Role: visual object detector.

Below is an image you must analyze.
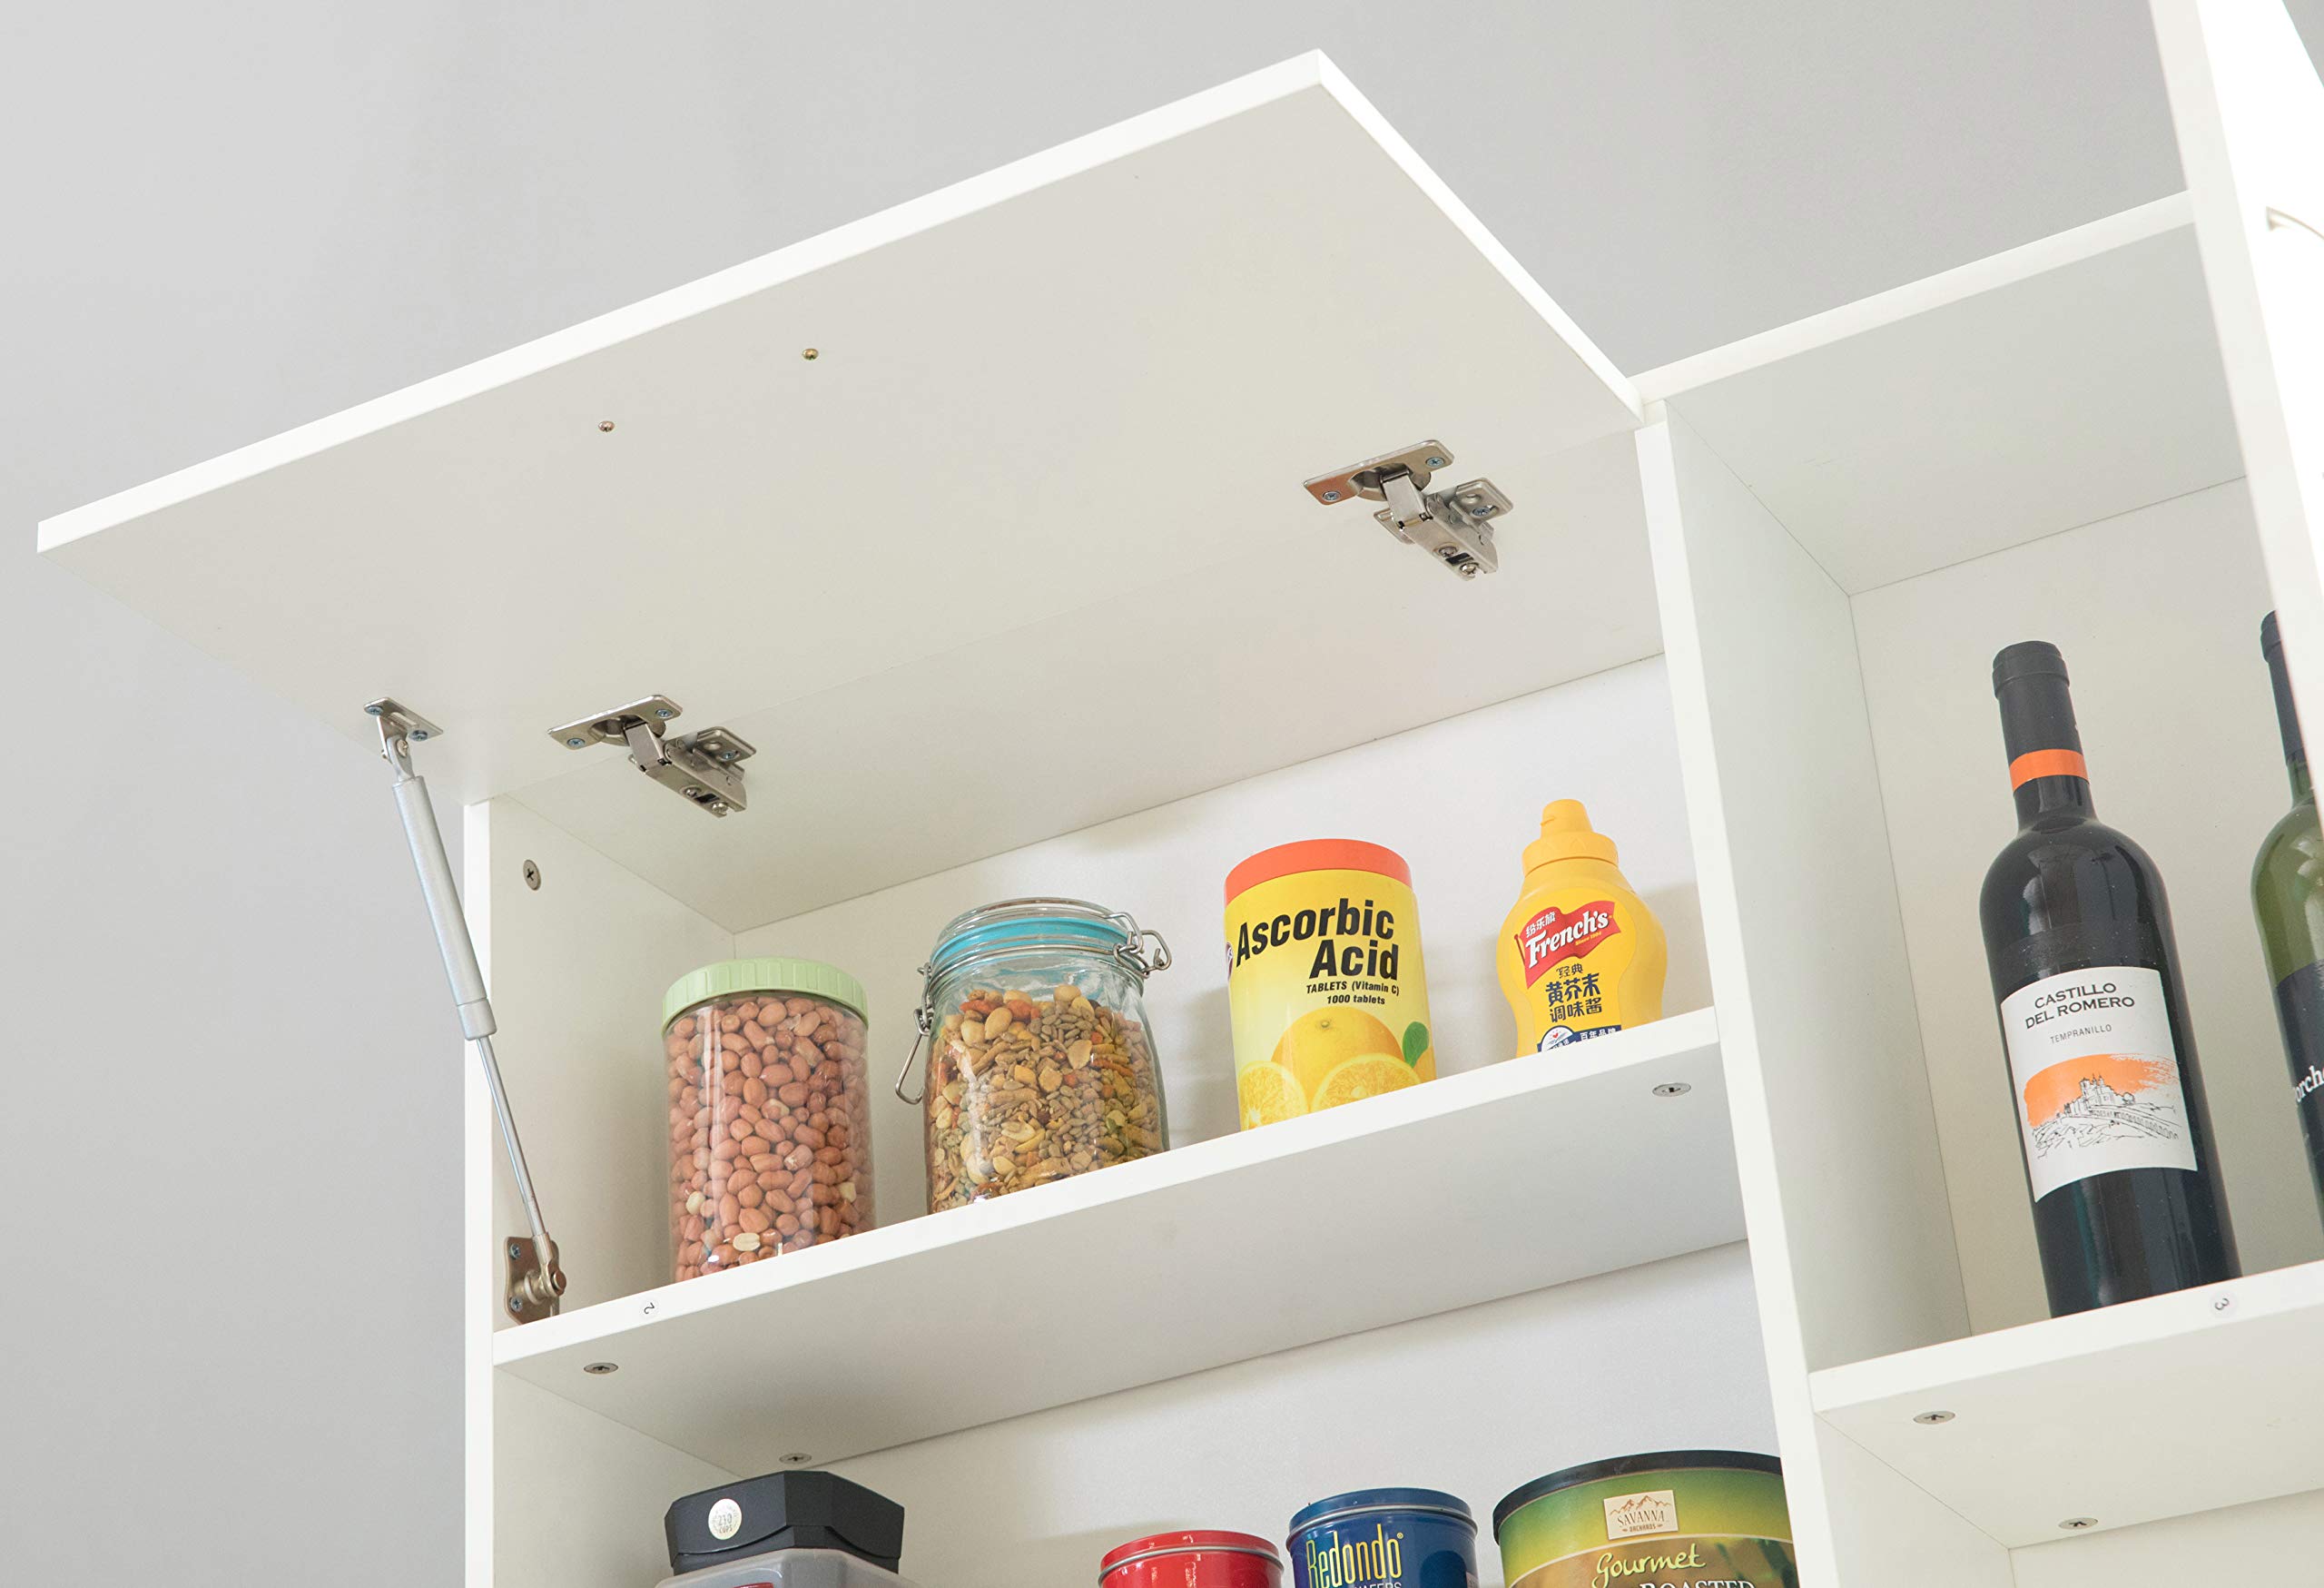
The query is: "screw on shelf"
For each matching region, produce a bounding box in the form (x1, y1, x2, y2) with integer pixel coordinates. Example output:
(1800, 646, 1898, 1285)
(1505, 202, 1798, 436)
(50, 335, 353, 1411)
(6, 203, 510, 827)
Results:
(2212, 1295, 2233, 1313)
(2059, 1518, 2099, 1532)
(583, 1361, 618, 1376)
(802, 348, 820, 360)
(1913, 1410, 1955, 1425)
(523, 860, 541, 891)
(598, 419, 615, 432)
(780, 1453, 812, 1466)
(1652, 1081, 1692, 1098)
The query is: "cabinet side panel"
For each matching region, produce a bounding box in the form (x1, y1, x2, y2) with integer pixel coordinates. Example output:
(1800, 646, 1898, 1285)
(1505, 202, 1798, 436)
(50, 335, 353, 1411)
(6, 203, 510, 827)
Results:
(1641, 418, 2003, 1587)
(467, 805, 499, 1588)
(2153, 0, 2324, 737)
(479, 800, 734, 1321)
(1817, 1425, 2011, 1585)
(1644, 413, 1967, 1368)
(496, 1373, 734, 1588)
(2010, 1485, 2324, 1587)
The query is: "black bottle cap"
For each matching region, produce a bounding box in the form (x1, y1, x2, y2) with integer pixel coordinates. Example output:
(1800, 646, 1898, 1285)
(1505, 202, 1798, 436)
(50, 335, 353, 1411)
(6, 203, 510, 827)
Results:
(1993, 639, 2069, 695)
(2263, 609, 2307, 769)
(1993, 641, 2083, 767)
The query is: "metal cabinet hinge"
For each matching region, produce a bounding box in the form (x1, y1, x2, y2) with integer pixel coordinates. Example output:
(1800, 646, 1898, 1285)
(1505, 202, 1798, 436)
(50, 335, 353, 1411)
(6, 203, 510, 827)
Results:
(1304, 440, 1510, 579)
(549, 695, 754, 816)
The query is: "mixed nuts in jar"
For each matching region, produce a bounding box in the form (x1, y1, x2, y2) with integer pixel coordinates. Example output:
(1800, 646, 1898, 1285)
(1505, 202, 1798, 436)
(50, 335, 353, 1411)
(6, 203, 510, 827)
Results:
(907, 898, 1172, 1213)
(663, 958, 873, 1281)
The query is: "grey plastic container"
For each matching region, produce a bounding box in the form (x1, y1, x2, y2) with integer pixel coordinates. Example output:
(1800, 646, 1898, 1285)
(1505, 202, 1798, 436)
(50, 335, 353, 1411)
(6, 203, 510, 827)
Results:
(657, 1548, 926, 1588)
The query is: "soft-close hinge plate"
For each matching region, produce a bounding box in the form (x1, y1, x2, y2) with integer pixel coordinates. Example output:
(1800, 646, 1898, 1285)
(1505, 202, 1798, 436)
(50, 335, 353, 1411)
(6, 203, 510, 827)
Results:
(549, 695, 755, 816)
(1303, 439, 1511, 579)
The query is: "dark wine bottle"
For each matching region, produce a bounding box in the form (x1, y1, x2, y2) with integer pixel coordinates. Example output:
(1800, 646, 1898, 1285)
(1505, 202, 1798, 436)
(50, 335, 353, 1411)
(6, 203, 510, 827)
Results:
(1980, 640, 2238, 1315)
(2250, 611, 2324, 1219)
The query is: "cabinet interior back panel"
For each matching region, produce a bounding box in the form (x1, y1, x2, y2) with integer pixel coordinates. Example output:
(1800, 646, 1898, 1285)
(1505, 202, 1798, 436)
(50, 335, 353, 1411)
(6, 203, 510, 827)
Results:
(1852, 479, 2324, 1335)
(733, 657, 1708, 1227)
(824, 1246, 1771, 1588)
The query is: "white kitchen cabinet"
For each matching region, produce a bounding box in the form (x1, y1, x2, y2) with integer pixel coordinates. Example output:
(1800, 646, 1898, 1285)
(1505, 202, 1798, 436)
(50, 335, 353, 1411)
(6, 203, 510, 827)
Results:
(36, 7, 2324, 1584)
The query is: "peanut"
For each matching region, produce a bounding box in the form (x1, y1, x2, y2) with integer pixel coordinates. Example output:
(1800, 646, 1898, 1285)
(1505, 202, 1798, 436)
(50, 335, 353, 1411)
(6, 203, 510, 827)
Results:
(666, 987, 873, 1281)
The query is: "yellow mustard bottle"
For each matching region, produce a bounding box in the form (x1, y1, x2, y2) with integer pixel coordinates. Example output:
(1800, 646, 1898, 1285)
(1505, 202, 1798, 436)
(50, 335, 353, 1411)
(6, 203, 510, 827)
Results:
(1498, 799, 1667, 1051)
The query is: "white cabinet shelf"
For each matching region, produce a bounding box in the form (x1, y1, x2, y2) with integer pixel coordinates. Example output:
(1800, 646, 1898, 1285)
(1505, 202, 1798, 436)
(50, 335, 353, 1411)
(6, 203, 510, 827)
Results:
(1809, 1258, 2324, 1546)
(496, 1010, 1732, 1475)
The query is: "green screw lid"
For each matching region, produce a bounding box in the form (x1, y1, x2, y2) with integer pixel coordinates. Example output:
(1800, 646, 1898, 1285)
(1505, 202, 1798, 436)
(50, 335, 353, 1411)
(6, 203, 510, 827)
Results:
(663, 957, 867, 1031)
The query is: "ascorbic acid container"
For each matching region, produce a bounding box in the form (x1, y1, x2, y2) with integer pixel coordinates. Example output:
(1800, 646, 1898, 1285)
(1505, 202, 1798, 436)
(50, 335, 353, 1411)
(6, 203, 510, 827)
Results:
(1225, 841, 1433, 1131)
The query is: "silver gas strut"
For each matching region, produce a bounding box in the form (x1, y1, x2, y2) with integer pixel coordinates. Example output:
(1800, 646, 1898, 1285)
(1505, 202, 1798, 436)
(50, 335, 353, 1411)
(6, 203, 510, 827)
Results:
(368, 698, 566, 1321)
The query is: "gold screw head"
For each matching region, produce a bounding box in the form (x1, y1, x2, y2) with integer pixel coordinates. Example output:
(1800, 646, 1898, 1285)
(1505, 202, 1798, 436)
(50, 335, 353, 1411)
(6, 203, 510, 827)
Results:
(802, 348, 820, 360)
(598, 419, 615, 432)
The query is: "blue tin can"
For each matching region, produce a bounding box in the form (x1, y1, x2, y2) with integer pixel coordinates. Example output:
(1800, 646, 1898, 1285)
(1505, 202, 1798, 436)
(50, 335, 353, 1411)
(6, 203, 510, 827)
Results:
(1287, 1488, 1477, 1588)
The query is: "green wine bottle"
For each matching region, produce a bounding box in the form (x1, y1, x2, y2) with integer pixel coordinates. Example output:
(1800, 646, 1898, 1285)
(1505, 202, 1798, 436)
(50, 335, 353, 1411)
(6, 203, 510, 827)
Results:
(2251, 611, 2324, 1220)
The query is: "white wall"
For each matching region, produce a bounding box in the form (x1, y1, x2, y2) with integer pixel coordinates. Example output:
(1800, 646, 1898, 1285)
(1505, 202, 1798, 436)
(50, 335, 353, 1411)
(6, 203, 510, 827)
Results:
(5, 4, 2322, 1583)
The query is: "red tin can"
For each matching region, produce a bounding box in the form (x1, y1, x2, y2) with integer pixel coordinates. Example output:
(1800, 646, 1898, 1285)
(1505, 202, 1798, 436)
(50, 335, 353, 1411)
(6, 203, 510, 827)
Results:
(1100, 1531, 1284, 1588)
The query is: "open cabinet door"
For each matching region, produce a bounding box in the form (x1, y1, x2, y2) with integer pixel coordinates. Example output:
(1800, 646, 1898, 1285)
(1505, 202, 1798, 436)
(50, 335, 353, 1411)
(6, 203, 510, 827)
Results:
(2153, 0, 2324, 707)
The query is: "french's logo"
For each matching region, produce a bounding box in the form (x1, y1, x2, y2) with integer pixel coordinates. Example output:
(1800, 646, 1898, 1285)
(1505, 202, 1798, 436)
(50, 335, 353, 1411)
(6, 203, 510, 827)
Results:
(1517, 901, 1619, 985)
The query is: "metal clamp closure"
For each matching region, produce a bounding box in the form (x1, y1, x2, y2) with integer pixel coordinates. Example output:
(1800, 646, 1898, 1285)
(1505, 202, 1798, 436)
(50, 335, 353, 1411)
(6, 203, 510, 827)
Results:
(895, 962, 939, 1106)
(549, 695, 754, 816)
(1105, 912, 1174, 976)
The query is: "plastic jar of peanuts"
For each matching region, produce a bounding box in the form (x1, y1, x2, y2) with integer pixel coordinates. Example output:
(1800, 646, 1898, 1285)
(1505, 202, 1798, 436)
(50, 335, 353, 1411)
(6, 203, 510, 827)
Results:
(903, 898, 1172, 1214)
(663, 959, 873, 1282)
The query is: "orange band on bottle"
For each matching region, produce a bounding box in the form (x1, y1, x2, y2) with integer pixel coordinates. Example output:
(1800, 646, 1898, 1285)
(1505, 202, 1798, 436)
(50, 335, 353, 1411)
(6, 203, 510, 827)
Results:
(2009, 748, 2088, 788)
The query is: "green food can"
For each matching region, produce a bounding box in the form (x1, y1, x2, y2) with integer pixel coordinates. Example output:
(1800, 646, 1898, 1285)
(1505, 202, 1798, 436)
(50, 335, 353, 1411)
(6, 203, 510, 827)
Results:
(1492, 1451, 1793, 1588)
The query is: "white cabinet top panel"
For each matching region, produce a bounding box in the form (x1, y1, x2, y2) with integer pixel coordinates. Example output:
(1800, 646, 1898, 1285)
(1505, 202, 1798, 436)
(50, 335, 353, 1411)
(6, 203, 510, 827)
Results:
(1640, 196, 2244, 595)
(36, 54, 1644, 922)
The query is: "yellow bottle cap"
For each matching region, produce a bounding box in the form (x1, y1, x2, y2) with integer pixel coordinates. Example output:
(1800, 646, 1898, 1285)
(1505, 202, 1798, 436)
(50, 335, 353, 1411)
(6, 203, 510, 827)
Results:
(1523, 798, 1619, 869)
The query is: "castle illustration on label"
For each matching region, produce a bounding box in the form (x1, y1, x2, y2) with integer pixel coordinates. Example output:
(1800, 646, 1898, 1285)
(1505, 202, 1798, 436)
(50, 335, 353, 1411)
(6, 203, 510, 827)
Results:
(2028, 1066, 2185, 1159)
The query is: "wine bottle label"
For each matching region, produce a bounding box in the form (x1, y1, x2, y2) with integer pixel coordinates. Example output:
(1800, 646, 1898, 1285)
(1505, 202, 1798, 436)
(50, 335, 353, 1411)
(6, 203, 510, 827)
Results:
(2001, 966, 2197, 1199)
(2270, 962, 2324, 1198)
